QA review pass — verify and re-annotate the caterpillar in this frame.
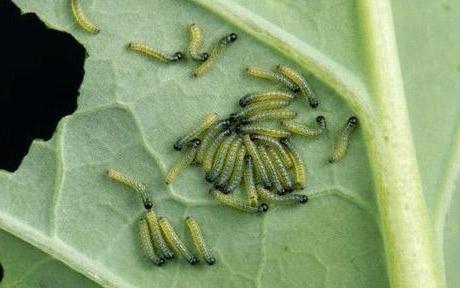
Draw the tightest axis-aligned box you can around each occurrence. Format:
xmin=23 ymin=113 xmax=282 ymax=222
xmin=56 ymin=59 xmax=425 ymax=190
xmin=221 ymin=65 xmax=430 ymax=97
xmin=258 ymin=145 xmax=284 ymax=195
xmin=158 ymin=217 xmax=198 ymax=265
xmin=249 ymin=134 xmax=293 ymax=168
xmin=223 ymin=145 xmax=246 ymax=193
xmin=145 ymin=210 xmax=175 ymax=259
xmin=188 ymin=24 xmax=209 ymax=62
xmin=185 ymin=216 xmax=216 ymax=265
xmin=266 ymin=146 xmax=293 ymax=193
xmin=205 ymin=134 xmax=237 ymax=183
xmin=165 ymin=139 xmax=201 ymax=185
xmin=243 ymin=155 xmax=258 ymax=206
xmin=71 ymin=0 xmax=100 ymax=34
xmin=195 ymin=119 xmax=230 ymax=163
xmin=245 ymin=66 xmax=300 ymax=92
xmin=138 ymin=217 xmax=165 ymax=266
xmin=280 ymin=138 xmax=305 ymax=190
xmin=202 ymin=129 xmax=231 ymax=173
xmin=236 ymin=125 xmax=291 ymax=138
xmin=192 ymin=33 xmax=238 ymax=77
xmin=245 ymin=110 xmax=297 ymax=123
xmin=242 ymin=135 xmax=271 ymax=189
xmin=174 ymin=112 xmax=219 ymax=151
xmin=281 ymin=115 xmax=327 ymax=137
xmin=329 ymin=116 xmax=359 ymax=163
xmin=277 ymin=64 xmax=319 ymax=108
xmin=214 ymin=136 xmax=242 ymax=190
xmin=239 ymin=91 xmax=295 ymax=107
xmin=106 ymin=169 xmax=152 ymax=209
xmin=256 ymin=185 xmax=308 ymax=204
xmin=128 ymin=42 xmax=183 ymax=63
xmin=234 ymin=100 xmax=291 ymax=118
xmin=209 ymin=188 xmax=268 ymax=213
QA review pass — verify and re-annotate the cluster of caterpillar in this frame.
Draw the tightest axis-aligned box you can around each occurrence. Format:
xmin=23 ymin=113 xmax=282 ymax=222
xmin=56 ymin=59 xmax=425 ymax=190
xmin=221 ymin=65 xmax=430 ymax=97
xmin=166 ymin=64 xmax=358 ymax=214
xmin=107 ymin=169 xmax=215 ymax=266
xmin=128 ymin=24 xmax=237 ymax=77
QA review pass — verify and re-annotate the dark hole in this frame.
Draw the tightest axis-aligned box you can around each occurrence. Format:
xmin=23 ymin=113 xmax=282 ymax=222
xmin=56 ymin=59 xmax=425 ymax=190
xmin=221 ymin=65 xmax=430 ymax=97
xmin=0 ymin=262 xmax=3 ymax=282
xmin=0 ymin=0 xmax=85 ymax=171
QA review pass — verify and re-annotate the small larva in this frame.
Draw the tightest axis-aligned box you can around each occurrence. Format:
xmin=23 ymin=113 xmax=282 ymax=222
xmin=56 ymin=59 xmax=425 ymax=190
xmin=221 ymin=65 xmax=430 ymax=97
xmin=145 ymin=210 xmax=175 ymax=260
xmin=239 ymin=91 xmax=295 ymax=107
xmin=185 ymin=216 xmax=216 ymax=265
xmin=196 ymin=119 xmax=230 ymax=164
xmin=106 ymin=169 xmax=153 ymax=210
xmin=192 ymin=33 xmax=238 ymax=77
xmin=71 ymin=0 xmax=99 ymax=34
xmin=329 ymin=116 xmax=359 ymax=163
xmin=245 ymin=66 xmax=300 ymax=92
xmin=280 ymin=138 xmax=305 ymax=190
xmin=174 ymin=112 xmax=219 ymax=151
xmin=258 ymin=145 xmax=284 ymax=195
xmin=138 ymin=217 xmax=165 ymax=266
xmin=242 ymin=135 xmax=271 ymax=189
xmin=158 ymin=217 xmax=198 ymax=265
xmin=206 ymin=134 xmax=237 ymax=183
xmin=224 ymin=145 xmax=246 ymax=193
xmin=188 ymin=24 xmax=209 ymax=62
xmin=245 ymin=110 xmax=297 ymax=123
xmin=214 ymin=136 xmax=242 ymax=190
xmin=277 ymin=64 xmax=319 ymax=108
xmin=256 ymin=185 xmax=308 ymax=204
xmin=281 ymin=115 xmax=327 ymax=137
xmin=165 ymin=139 xmax=201 ymax=185
xmin=202 ymin=129 xmax=231 ymax=173
xmin=234 ymin=100 xmax=291 ymax=118
xmin=128 ymin=42 xmax=184 ymax=63
xmin=237 ymin=125 xmax=291 ymax=138
xmin=249 ymin=134 xmax=293 ymax=168
xmin=266 ymin=146 xmax=293 ymax=192
xmin=209 ymin=188 xmax=269 ymax=213
xmin=243 ymin=155 xmax=258 ymax=206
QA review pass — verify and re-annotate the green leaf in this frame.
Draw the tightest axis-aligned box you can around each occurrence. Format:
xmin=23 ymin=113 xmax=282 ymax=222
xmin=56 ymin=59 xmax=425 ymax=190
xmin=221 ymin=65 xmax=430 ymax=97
xmin=0 ymin=229 xmax=99 ymax=288
xmin=2 ymin=0 xmax=456 ymax=287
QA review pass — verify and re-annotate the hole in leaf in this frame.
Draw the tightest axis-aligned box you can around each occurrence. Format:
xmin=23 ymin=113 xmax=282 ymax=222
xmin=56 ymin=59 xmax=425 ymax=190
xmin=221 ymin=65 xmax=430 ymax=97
xmin=0 ymin=262 xmax=3 ymax=282
xmin=0 ymin=0 xmax=85 ymax=172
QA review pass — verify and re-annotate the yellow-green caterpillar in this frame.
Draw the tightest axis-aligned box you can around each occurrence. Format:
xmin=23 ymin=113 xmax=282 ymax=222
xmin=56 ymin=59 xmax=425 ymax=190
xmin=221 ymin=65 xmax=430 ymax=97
xmin=214 ymin=136 xmax=242 ymax=190
xmin=192 ymin=33 xmax=237 ymax=77
xmin=138 ymin=217 xmax=165 ymax=266
xmin=245 ymin=66 xmax=300 ymax=92
xmin=71 ymin=0 xmax=100 ymax=34
xmin=188 ymin=24 xmax=209 ymax=62
xmin=329 ymin=116 xmax=358 ymax=163
xmin=145 ymin=210 xmax=174 ymax=259
xmin=224 ymin=145 xmax=247 ymax=193
xmin=106 ymin=169 xmax=152 ymax=209
xmin=128 ymin=42 xmax=183 ymax=63
xmin=256 ymin=185 xmax=308 ymax=205
xmin=165 ymin=139 xmax=201 ymax=184
xmin=174 ymin=112 xmax=218 ymax=151
xmin=277 ymin=64 xmax=319 ymax=108
xmin=209 ymin=189 xmax=268 ymax=213
xmin=158 ymin=217 xmax=198 ymax=265
xmin=243 ymin=155 xmax=258 ymax=206
xmin=242 ymin=134 xmax=271 ymax=189
xmin=280 ymin=138 xmax=305 ymax=190
xmin=239 ymin=91 xmax=295 ymax=107
xmin=249 ymin=134 xmax=293 ymax=168
xmin=281 ymin=115 xmax=326 ymax=137
xmin=185 ymin=216 xmax=216 ymax=265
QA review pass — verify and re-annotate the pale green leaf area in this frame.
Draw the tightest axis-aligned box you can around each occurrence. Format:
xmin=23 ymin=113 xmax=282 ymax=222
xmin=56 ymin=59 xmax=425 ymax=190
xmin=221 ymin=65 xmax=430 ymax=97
xmin=0 ymin=229 xmax=99 ymax=288
xmin=0 ymin=0 xmax=456 ymax=287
